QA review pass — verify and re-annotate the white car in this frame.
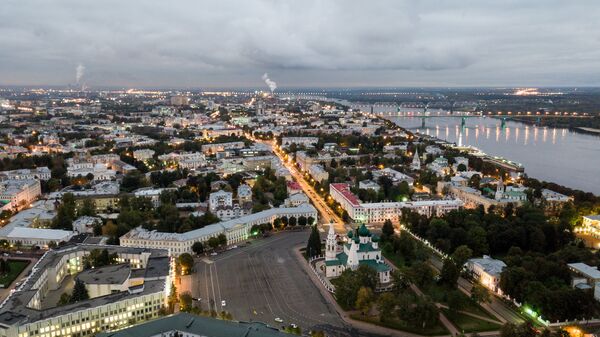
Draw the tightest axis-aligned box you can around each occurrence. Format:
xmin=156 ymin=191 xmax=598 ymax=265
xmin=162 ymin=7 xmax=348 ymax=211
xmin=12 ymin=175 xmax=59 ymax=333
xmin=274 ymin=317 xmax=283 ymax=323
xmin=210 ymin=252 xmax=218 ymax=256
xmin=221 ymin=300 xmax=226 ymax=307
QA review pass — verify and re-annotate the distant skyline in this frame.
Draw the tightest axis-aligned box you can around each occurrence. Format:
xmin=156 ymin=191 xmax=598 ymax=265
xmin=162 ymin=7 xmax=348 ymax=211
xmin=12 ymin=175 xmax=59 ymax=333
xmin=1 ymin=0 xmax=600 ymax=88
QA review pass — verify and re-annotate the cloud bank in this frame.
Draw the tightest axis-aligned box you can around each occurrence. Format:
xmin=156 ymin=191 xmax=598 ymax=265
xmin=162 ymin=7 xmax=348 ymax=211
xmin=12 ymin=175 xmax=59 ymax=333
xmin=0 ymin=0 xmax=599 ymax=87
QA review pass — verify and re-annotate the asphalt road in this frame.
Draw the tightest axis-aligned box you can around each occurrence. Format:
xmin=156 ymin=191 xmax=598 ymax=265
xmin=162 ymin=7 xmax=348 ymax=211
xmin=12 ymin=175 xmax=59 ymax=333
xmin=188 ymin=232 xmax=350 ymax=334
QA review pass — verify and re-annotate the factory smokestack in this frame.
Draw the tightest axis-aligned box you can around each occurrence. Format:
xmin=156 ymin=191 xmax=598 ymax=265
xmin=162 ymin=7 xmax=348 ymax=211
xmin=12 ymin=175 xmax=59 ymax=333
xmin=262 ymin=73 xmax=277 ymax=94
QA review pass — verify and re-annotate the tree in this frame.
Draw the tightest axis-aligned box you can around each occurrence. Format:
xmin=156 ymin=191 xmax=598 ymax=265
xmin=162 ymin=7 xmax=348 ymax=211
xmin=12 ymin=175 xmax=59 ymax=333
xmin=217 ymin=233 xmax=227 ymax=246
xmin=208 ymin=237 xmax=220 ymax=250
xmin=78 ymin=198 xmax=96 ymax=217
xmin=192 ymin=242 xmax=204 ymax=255
xmin=411 ymin=299 xmax=439 ymax=328
xmin=382 ymin=219 xmax=394 ymax=241
xmin=179 ymin=292 xmax=193 ymax=312
xmin=298 ymin=216 xmax=307 ymax=227
xmin=307 ymin=216 xmax=315 ymax=226
xmin=391 ymin=270 xmax=409 ymax=294
xmin=377 ymin=292 xmax=396 ymax=322
xmin=355 ymin=286 xmax=374 ymax=315
xmin=471 ymin=284 xmax=491 ymax=304
xmin=355 ymin=264 xmax=378 ymax=290
xmin=168 ymin=282 xmax=178 ymax=313
xmin=70 ymin=279 xmax=89 ymax=303
xmin=0 ymin=259 xmax=10 ymax=275
xmin=451 ymin=245 xmax=473 ymax=268
xmin=58 ymin=292 xmax=71 ymax=305
xmin=440 ymin=259 xmax=460 ymax=288
xmin=306 ymin=225 xmax=322 ymax=258
xmin=178 ymin=253 xmax=194 ymax=275
xmin=407 ymin=262 xmax=434 ymax=288
xmin=447 ymin=290 xmax=466 ymax=311
xmin=288 ymin=216 xmax=297 ymax=227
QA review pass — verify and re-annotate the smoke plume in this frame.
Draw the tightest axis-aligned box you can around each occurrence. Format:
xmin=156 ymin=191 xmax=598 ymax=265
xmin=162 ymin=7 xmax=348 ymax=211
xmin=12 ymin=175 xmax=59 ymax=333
xmin=76 ymin=63 xmax=85 ymax=83
xmin=262 ymin=73 xmax=277 ymax=93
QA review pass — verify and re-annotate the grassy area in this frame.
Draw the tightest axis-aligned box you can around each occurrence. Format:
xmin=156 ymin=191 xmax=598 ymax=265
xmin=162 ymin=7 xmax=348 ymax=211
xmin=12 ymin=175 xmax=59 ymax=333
xmin=0 ymin=260 xmax=30 ymax=288
xmin=351 ymin=313 xmax=449 ymax=336
xmin=423 ymin=284 xmax=494 ymax=319
xmin=442 ymin=309 xmax=502 ymax=333
xmin=382 ymin=248 xmax=407 ymax=270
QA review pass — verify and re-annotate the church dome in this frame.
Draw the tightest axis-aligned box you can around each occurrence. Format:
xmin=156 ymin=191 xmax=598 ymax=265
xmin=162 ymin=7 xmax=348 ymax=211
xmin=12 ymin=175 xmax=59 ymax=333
xmin=371 ymin=234 xmax=380 ymax=242
xmin=358 ymin=223 xmax=370 ymax=237
xmin=347 ymin=230 xmax=353 ymax=238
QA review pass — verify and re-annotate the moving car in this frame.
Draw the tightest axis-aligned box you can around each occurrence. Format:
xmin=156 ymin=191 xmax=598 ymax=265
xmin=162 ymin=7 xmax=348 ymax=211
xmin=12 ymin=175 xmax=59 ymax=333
xmin=274 ymin=317 xmax=283 ymax=323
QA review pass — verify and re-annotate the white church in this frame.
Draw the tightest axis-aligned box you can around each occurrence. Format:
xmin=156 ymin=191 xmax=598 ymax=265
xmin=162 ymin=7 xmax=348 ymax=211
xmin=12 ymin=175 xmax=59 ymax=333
xmin=324 ymin=223 xmax=391 ymax=284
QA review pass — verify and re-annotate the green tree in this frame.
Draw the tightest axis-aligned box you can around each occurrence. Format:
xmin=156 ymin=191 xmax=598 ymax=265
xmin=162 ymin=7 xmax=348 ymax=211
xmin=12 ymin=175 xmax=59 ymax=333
xmin=382 ymin=219 xmax=394 ymax=241
xmin=306 ymin=225 xmax=322 ymax=258
xmin=217 ymin=233 xmax=227 ymax=246
xmin=411 ymin=299 xmax=439 ymax=328
xmin=451 ymin=245 xmax=473 ymax=268
xmin=179 ymin=292 xmax=193 ymax=312
xmin=407 ymin=262 xmax=434 ymax=288
xmin=178 ymin=253 xmax=194 ymax=275
xmin=471 ymin=284 xmax=491 ymax=304
xmin=78 ymin=198 xmax=96 ymax=217
xmin=208 ymin=237 xmax=220 ymax=250
xmin=298 ymin=216 xmax=307 ymax=226
xmin=70 ymin=279 xmax=89 ymax=303
xmin=355 ymin=286 xmax=374 ymax=315
xmin=192 ymin=242 xmax=204 ymax=255
xmin=377 ymin=292 xmax=396 ymax=322
xmin=58 ymin=292 xmax=71 ymax=305
xmin=440 ymin=259 xmax=460 ymax=288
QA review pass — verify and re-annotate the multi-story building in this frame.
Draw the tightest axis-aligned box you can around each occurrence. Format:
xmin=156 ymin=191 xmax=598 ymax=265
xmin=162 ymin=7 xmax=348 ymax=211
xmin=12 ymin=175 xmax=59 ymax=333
xmin=0 ymin=167 xmax=51 ymax=181
xmin=308 ymin=164 xmax=328 ymax=183
xmin=280 ymin=137 xmax=318 ymax=148
xmin=201 ymin=142 xmax=245 ymax=155
xmin=120 ymin=203 xmax=318 ymax=255
xmin=330 ymin=183 xmax=462 ymax=223
xmin=0 ymin=179 xmax=42 ymax=212
xmin=132 ymin=149 xmax=155 ymax=162
xmin=0 ymin=245 xmax=171 ymax=337
xmin=209 ymin=190 xmax=233 ymax=213
xmin=237 ymin=184 xmax=252 ymax=204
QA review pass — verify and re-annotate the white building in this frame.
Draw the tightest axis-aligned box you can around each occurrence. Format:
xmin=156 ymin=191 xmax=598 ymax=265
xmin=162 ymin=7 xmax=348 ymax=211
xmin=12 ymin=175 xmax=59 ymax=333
xmin=325 ymin=224 xmax=391 ymax=284
xmin=0 ymin=167 xmax=51 ymax=181
xmin=466 ymin=256 xmax=506 ymax=295
xmin=309 ymin=164 xmax=329 ymax=183
xmin=4 ymin=227 xmax=73 ymax=248
xmin=237 ymin=184 xmax=252 ymax=204
xmin=209 ymin=190 xmax=233 ymax=213
xmin=120 ymin=204 xmax=318 ymax=255
xmin=280 ymin=137 xmax=318 ymax=148
xmin=132 ymin=149 xmax=155 ymax=161
xmin=0 ymin=179 xmax=42 ymax=212
xmin=284 ymin=192 xmax=309 ymax=207
xmin=330 ymin=183 xmax=462 ymax=223
xmin=73 ymin=216 xmax=102 ymax=234
xmin=372 ymin=168 xmax=414 ymax=186
xmin=567 ymin=262 xmax=600 ymax=300
xmin=0 ymin=245 xmax=170 ymax=337
xmin=358 ymin=180 xmax=380 ymax=192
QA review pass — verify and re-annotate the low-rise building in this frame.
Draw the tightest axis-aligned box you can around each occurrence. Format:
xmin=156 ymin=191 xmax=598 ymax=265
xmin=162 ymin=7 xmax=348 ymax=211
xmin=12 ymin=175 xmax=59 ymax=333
xmin=567 ymin=262 xmax=600 ymax=300
xmin=466 ymin=256 xmax=506 ymax=295
xmin=309 ymin=164 xmax=329 ymax=183
xmin=0 ymin=167 xmax=51 ymax=181
xmin=120 ymin=203 xmax=318 ymax=255
xmin=0 ymin=179 xmax=42 ymax=212
xmin=133 ymin=149 xmax=155 ymax=161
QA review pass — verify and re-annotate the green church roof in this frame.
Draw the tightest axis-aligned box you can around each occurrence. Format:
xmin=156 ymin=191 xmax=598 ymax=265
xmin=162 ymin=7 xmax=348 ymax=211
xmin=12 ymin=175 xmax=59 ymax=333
xmin=358 ymin=223 xmax=370 ymax=237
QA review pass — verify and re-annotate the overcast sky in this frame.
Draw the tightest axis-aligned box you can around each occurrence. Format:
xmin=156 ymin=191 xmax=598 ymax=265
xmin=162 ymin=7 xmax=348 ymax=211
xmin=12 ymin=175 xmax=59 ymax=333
xmin=1 ymin=0 xmax=599 ymax=88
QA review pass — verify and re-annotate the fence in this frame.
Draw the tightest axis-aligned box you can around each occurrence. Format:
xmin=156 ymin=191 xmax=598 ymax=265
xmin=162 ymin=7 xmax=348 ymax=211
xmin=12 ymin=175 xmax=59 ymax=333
xmin=308 ymin=255 xmax=335 ymax=293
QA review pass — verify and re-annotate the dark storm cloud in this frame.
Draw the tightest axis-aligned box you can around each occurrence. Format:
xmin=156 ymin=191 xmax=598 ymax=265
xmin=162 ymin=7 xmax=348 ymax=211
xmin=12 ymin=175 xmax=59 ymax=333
xmin=0 ymin=0 xmax=599 ymax=87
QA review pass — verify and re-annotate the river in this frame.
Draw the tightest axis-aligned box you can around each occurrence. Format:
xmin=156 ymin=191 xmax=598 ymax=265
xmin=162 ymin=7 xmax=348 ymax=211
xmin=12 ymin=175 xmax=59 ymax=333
xmin=386 ymin=112 xmax=600 ymax=194
xmin=330 ymin=100 xmax=599 ymax=195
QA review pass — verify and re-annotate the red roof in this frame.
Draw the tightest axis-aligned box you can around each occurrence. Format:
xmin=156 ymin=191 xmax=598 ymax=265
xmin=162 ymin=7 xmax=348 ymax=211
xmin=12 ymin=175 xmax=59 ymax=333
xmin=287 ymin=181 xmax=302 ymax=190
xmin=330 ymin=183 xmax=361 ymax=207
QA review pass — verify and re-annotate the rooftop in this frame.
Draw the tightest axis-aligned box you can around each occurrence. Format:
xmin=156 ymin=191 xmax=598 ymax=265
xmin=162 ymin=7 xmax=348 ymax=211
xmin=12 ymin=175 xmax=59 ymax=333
xmin=76 ymin=263 xmax=131 ymax=285
xmin=96 ymin=312 xmax=293 ymax=337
